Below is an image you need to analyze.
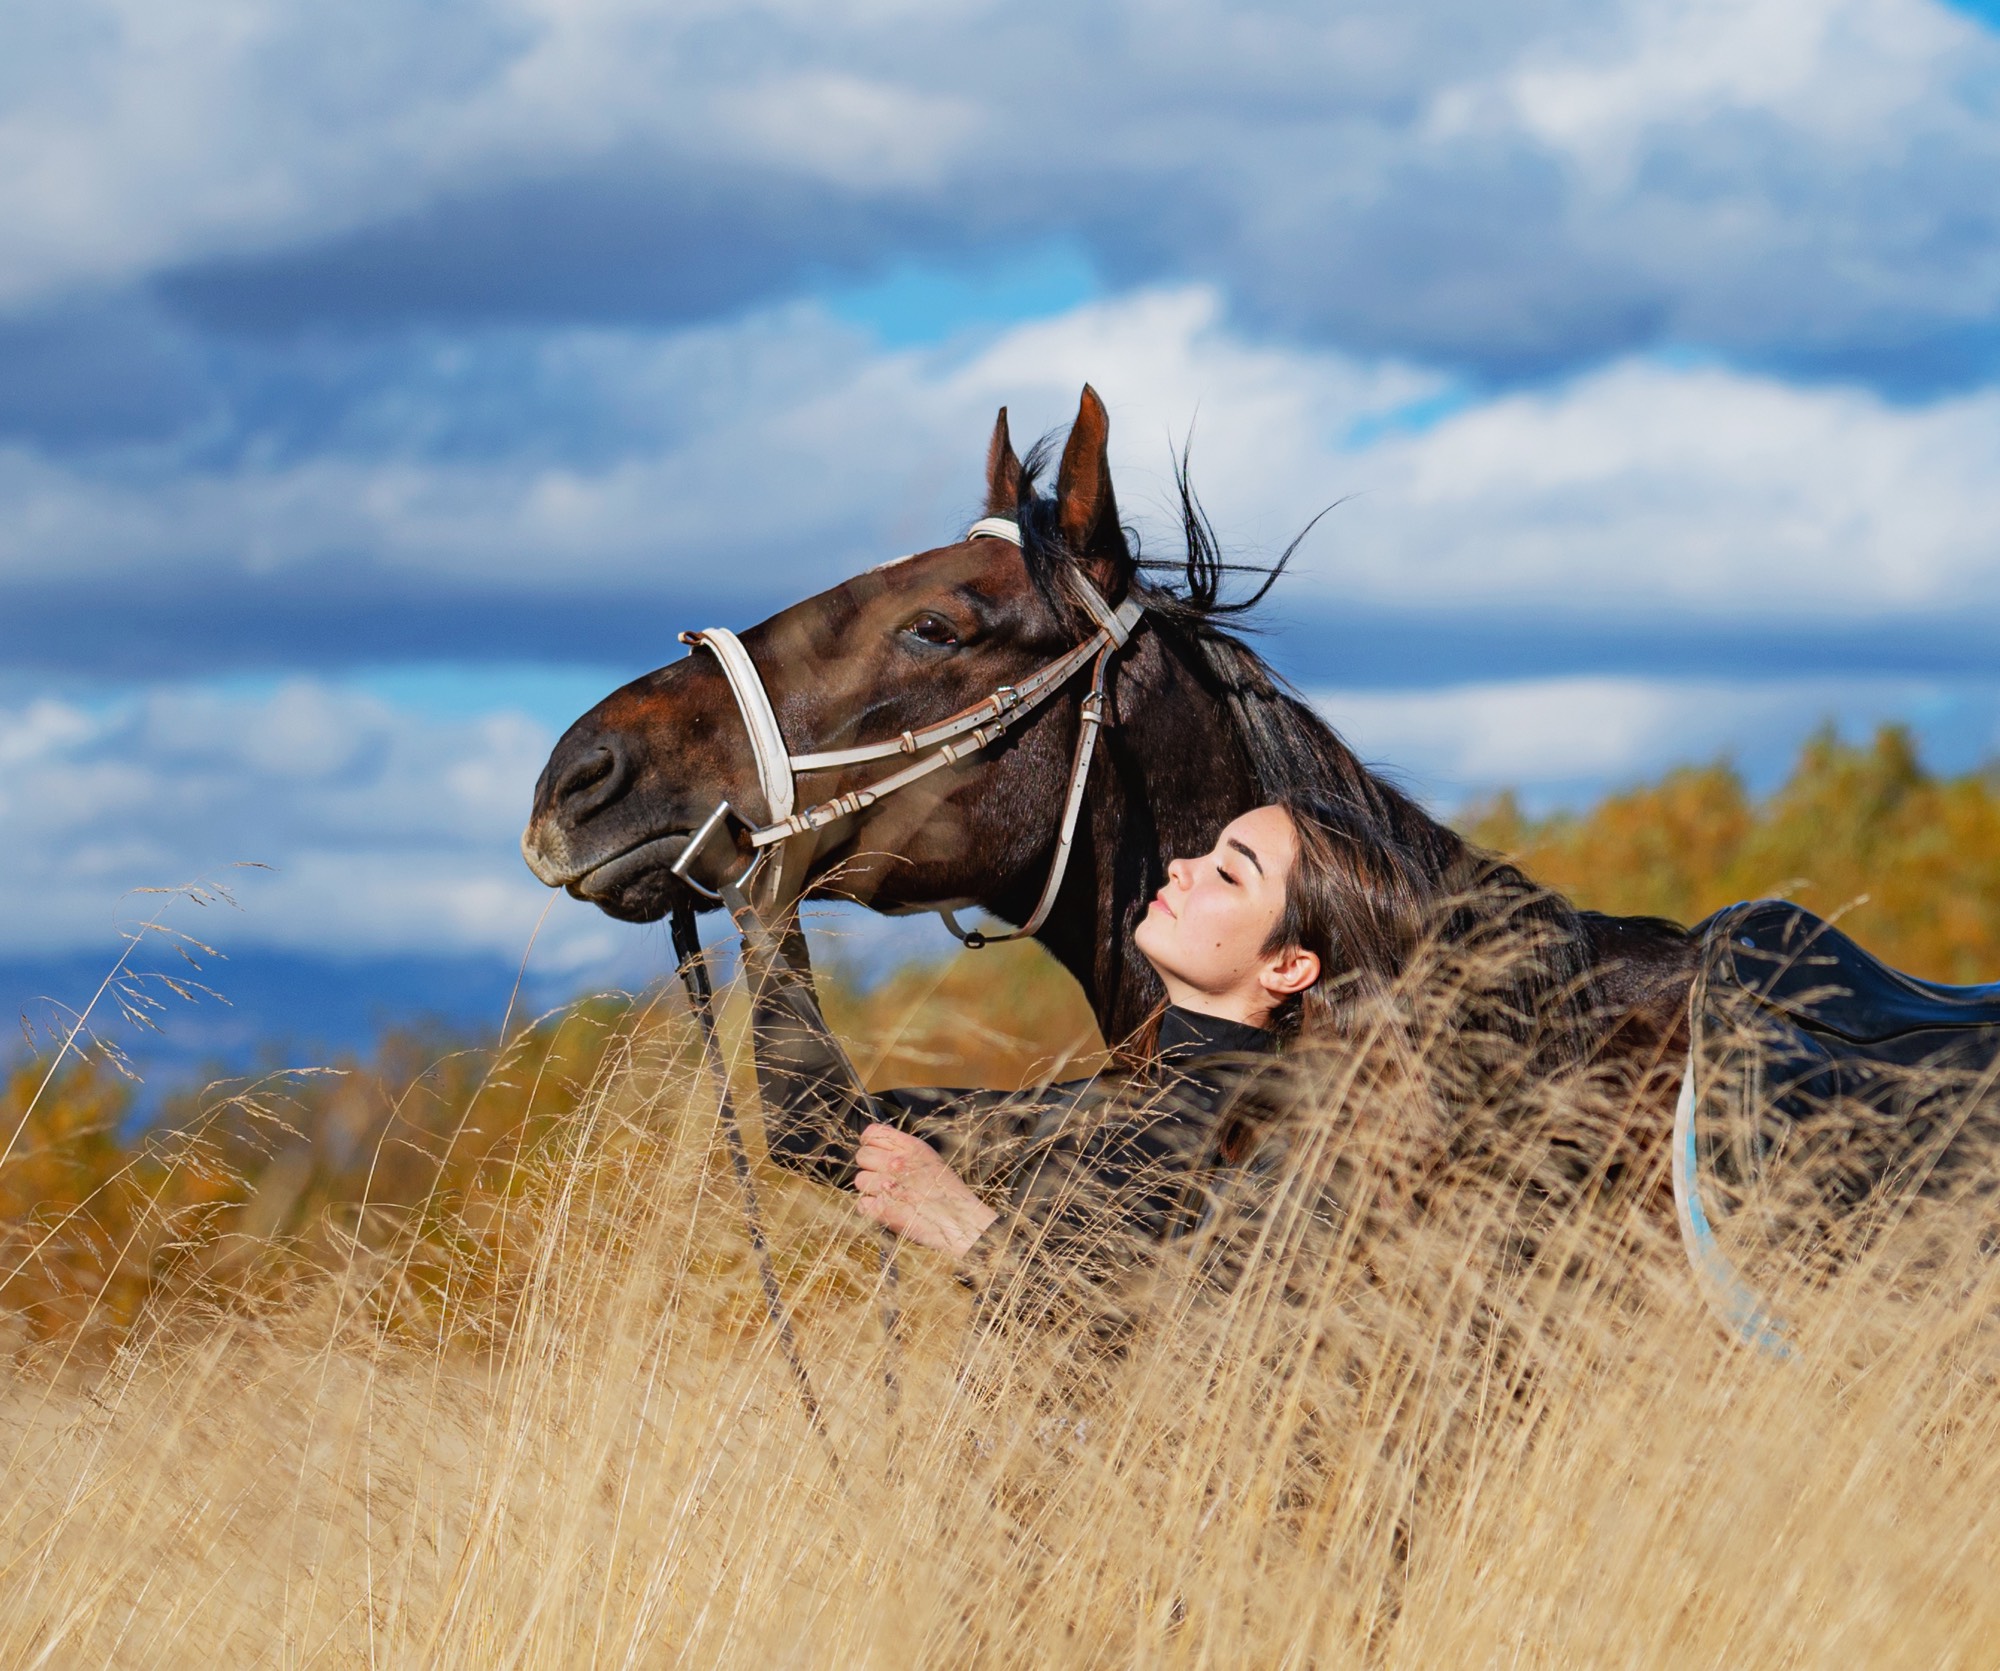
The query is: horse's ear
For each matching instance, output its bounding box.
[984,406,1023,517]
[1055,384,1131,595]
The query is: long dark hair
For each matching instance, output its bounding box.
[1262,794,1430,1042]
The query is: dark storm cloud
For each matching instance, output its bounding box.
[0,564,732,676]
[152,164,960,334]
[0,295,219,449]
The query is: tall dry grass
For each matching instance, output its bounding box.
[1,910,1998,1666]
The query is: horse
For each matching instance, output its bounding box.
[523,384,2000,1340]
[520,384,1694,1062]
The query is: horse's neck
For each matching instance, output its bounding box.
[1017,623,1690,1059]
[1032,635,1261,1044]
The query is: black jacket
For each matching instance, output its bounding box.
[747,937,1288,1325]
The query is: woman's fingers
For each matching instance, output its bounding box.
[854,1135,899,1173]
[857,1123,919,1159]
[856,1124,934,1180]
[853,1191,910,1232]
[855,1134,924,1209]
[847,1125,997,1256]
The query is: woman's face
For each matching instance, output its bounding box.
[1133,804,1318,1025]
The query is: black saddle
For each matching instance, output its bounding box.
[1700,899,2000,1059]
[1690,900,2000,1221]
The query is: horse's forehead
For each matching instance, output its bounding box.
[842,542,1016,603]
[866,537,985,578]
[755,543,1024,656]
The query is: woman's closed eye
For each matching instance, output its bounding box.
[1216,865,1239,886]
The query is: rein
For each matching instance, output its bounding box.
[671,516,1144,945]
[668,896,842,1465]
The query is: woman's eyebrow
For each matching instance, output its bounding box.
[1226,837,1264,876]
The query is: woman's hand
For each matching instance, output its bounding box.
[852,1123,998,1257]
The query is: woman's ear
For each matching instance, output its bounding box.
[1259,946,1321,1002]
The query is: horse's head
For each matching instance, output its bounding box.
[521,386,1140,927]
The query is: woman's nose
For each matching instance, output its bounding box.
[1166,857,1191,889]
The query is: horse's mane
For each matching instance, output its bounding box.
[1012,437,1600,1055]
[1012,435,1486,887]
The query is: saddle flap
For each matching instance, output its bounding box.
[1690,899,2000,1212]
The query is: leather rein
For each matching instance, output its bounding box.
[662,516,1141,1457]
[669,515,1145,945]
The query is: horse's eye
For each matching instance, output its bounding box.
[903,612,961,648]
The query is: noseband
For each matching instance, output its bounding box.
[672,516,1144,947]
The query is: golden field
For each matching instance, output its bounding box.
[2,725,1999,1666]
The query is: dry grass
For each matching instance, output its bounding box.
[2,926,1999,1667]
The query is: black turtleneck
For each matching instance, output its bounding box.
[738,919,1307,1340]
[1155,1005,1281,1067]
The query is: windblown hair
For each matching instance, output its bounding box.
[1009,434,1600,1065]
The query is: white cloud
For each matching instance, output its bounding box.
[0,676,627,968]
[1311,673,2000,811]
[0,698,92,766]
[720,73,983,187]
[1319,678,1700,789]
[1322,359,2000,615]
[6,285,2000,624]
[1488,0,1951,155]
[0,1,523,307]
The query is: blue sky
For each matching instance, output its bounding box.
[7,0,2000,1069]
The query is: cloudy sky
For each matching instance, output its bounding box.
[7,0,2000,1063]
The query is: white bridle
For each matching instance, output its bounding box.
[671,516,1144,946]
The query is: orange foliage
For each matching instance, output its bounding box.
[0,997,696,1352]
[1469,724,2000,984]
[821,935,1106,1090]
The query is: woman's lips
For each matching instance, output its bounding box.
[1148,892,1174,918]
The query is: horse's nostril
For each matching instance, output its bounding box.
[553,740,630,822]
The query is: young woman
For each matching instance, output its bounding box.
[744,796,1425,1319]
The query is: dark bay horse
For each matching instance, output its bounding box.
[522,384,2000,1351]
[520,385,1696,1078]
